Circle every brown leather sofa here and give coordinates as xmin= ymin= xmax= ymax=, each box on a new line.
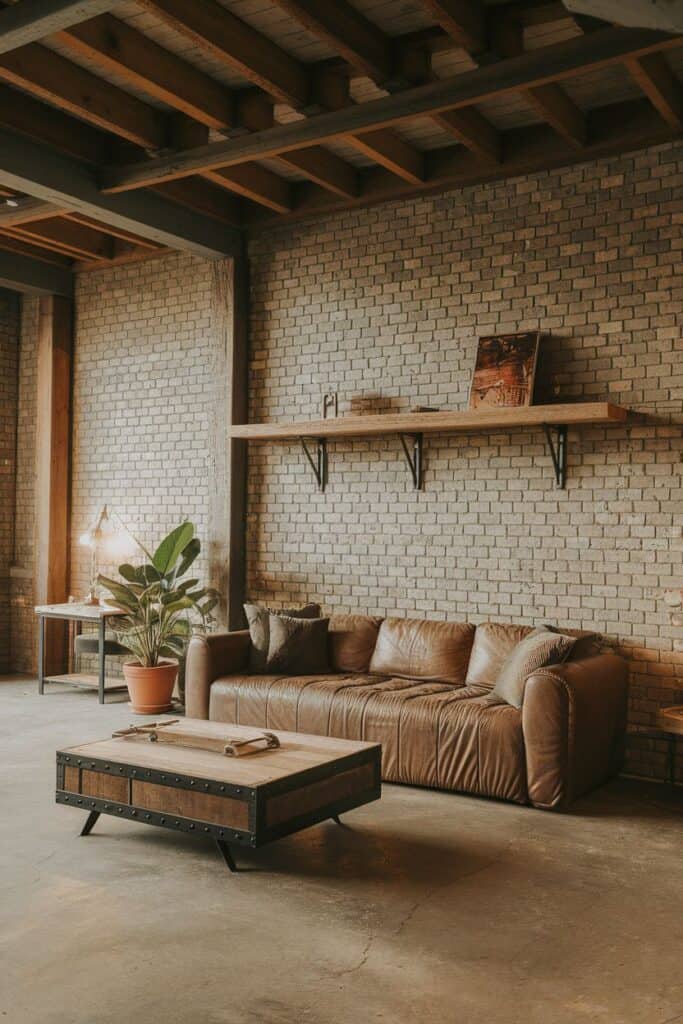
xmin=185 ymin=616 xmax=628 ymax=809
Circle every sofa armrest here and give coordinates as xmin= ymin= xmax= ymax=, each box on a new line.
xmin=185 ymin=631 xmax=251 ymax=720
xmin=522 ymin=653 xmax=628 ymax=809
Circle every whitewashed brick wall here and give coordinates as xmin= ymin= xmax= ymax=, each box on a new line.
xmin=70 ymin=253 xmax=222 ymax=601
xmin=247 ymin=141 xmax=683 ymax=782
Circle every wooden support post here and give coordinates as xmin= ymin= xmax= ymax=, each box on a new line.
xmin=34 ymin=295 xmax=72 ymax=674
xmin=208 ymin=251 xmax=248 ymax=631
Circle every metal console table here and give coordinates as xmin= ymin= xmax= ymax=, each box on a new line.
xmin=35 ymin=603 xmax=126 ymax=704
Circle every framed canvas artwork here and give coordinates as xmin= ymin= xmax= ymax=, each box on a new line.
xmin=468 ymin=331 xmax=541 ymax=409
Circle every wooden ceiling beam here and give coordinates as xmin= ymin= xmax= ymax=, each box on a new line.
xmin=0 ymin=127 xmax=241 ymax=257
xmin=246 ymin=97 xmax=677 ymax=227
xmin=491 ymin=15 xmax=586 ymax=147
xmin=102 ymin=28 xmax=680 ymax=193
xmin=150 ymin=177 xmax=243 ymax=228
xmin=277 ymin=147 xmax=360 ymax=199
xmin=3 ymin=217 xmax=114 ymax=260
xmin=0 ymin=197 xmax=64 ymax=224
xmin=0 ymin=40 xmax=165 ymax=149
xmin=0 ymin=243 xmax=73 ymax=294
xmin=202 ymin=167 xmax=293 ymax=214
xmin=348 ymin=129 xmax=425 ymax=183
xmin=420 ymin=0 xmax=487 ymax=53
xmin=139 ymin=0 xmax=423 ymax=189
xmin=269 ymin=0 xmax=394 ymax=84
xmin=625 ymin=52 xmax=683 ymax=129
xmin=0 ymin=82 xmax=107 ymax=162
xmin=62 ymin=212 xmax=164 ymax=249
xmin=137 ymin=0 xmax=309 ymax=109
xmin=433 ymin=106 xmax=501 ymax=162
xmin=272 ymin=0 xmax=500 ymax=168
xmin=54 ymin=13 xmax=235 ymax=131
xmin=0 ymin=0 xmax=117 ymax=53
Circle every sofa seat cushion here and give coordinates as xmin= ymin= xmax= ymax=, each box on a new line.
xmin=208 ymin=672 xmax=526 ymax=804
xmin=208 ymin=673 xmax=390 ymax=730
xmin=369 ymin=617 xmax=475 ymax=685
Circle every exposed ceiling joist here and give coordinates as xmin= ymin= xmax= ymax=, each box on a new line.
xmin=102 ymin=27 xmax=681 ymax=193
xmin=420 ymin=0 xmax=487 ymax=53
xmin=269 ymin=0 xmax=394 ymax=84
xmin=0 ymin=0 xmax=116 ymax=54
xmin=54 ymin=12 xmax=234 ymax=130
xmin=138 ymin=0 xmax=425 ymax=190
xmin=0 ymin=245 xmax=73 ymax=295
xmin=0 ymin=129 xmax=241 ymax=257
xmin=248 ymin=96 xmax=676 ymax=228
xmin=625 ymin=52 xmax=683 ymax=128
xmin=0 ymin=37 xmax=166 ymax=149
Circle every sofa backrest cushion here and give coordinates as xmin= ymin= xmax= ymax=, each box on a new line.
xmin=329 ymin=614 xmax=384 ymax=673
xmin=465 ymin=622 xmax=533 ymax=690
xmin=369 ymin=617 xmax=475 ymax=685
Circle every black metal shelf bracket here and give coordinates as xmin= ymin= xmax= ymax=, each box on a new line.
xmin=301 ymin=437 xmax=327 ymax=491
xmin=544 ymin=424 xmax=568 ymax=489
xmin=399 ymin=432 xmax=424 ymax=490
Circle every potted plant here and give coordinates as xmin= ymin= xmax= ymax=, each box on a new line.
xmin=98 ymin=522 xmax=219 ymax=714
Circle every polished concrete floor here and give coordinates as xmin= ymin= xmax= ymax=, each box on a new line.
xmin=1 ymin=676 xmax=681 ymax=1024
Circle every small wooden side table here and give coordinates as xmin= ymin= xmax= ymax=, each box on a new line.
xmin=35 ymin=603 xmax=126 ymax=704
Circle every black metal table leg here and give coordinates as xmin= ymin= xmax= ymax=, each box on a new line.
xmin=80 ymin=811 xmax=100 ymax=837
xmin=38 ymin=615 xmax=45 ymax=694
xmin=98 ymin=617 xmax=106 ymax=704
xmin=215 ymin=839 xmax=238 ymax=872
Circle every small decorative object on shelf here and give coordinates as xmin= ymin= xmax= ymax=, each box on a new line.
xmin=322 ymin=391 xmax=338 ymax=418
xmin=469 ymin=331 xmax=541 ymax=409
xmin=97 ymin=522 xmax=219 ymax=714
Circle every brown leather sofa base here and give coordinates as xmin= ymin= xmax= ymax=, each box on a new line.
xmin=208 ymin=672 xmax=527 ymax=804
xmin=186 ymin=618 xmax=628 ymax=810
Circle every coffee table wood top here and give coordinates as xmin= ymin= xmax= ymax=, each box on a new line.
xmin=61 ymin=718 xmax=379 ymax=787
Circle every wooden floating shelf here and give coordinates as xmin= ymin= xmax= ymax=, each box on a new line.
xmin=229 ymin=402 xmax=627 ymax=440
xmin=229 ymin=402 xmax=629 ymax=491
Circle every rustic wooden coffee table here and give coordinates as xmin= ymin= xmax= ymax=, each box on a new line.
xmin=56 ymin=719 xmax=381 ymax=871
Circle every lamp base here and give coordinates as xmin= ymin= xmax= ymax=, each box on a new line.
xmin=82 ymin=589 xmax=100 ymax=606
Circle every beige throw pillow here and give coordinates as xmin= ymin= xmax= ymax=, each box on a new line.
xmin=491 ymin=629 xmax=575 ymax=708
xmin=267 ymin=614 xmax=330 ymax=675
xmin=244 ymin=602 xmax=321 ymax=672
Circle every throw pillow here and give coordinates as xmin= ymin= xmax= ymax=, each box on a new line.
xmin=492 ymin=629 xmax=576 ymax=709
xmin=266 ymin=613 xmax=330 ymax=675
xmin=244 ymin=602 xmax=321 ymax=672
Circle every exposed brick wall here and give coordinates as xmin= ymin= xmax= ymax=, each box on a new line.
xmin=9 ymin=296 xmax=38 ymax=674
xmin=0 ymin=289 xmax=19 ymax=672
xmin=247 ymin=141 xmax=683 ymax=782
xmin=70 ymin=252 xmax=223 ymax=611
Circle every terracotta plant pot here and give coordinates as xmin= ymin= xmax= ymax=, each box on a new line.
xmin=123 ymin=659 xmax=178 ymax=715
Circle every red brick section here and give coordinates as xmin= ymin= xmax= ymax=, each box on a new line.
xmin=247 ymin=141 xmax=683 ymax=784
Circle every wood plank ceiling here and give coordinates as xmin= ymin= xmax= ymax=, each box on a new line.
xmin=0 ymin=0 xmax=681 ymax=275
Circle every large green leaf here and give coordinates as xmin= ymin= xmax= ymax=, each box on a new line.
xmin=118 ymin=563 xmax=144 ymax=585
xmin=152 ymin=523 xmax=195 ymax=575
xmin=97 ymin=575 xmax=140 ymax=613
xmin=176 ymin=537 xmax=200 ymax=578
